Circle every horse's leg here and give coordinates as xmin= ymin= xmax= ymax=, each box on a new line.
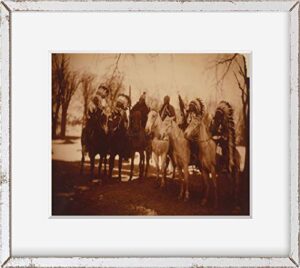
xmin=144 ymin=150 xmax=150 ymax=179
xmin=80 ymin=150 xmax=85 ymax=175
xmin=160 ymin=153 xmax=167 ymax=188
xmin=90 ymin=153 xmax=95 ymax=179
xmin=108 ymin=153 xmax=115 ymax=180
xmin=183 ymin=165 xmax=190 ymax=201
xmin=177 ymin=167 xmax=184 ymax=200
xmin=201 ymin=170 xmax=210 ymax=206
xmin=211 ymin=168 xmax=218 ymax=209
xmin=164 ymin=156 xmax=170 ymax=179
xmin=103 ymin=154 xmax=107 ymax=176
xmin=118 ymin=155 xmax=122 ymax=181
xmin=169 ymin=153 xmax=176 ymax=179
xmin=98 ymin=155 xmax=103 ymax=179
xmin=153 ymin=153 xmax=160 ymax=182
xmin=139 ymin=151 xmax=145 ymax=179
xmin=233 ymin=167 xmax=241 ymax=212
xmin=129 ymin=152 xmax=135 ymax=181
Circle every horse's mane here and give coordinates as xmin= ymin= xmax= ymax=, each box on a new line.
xmin=216 ymin=101 xmax=237 ymax=170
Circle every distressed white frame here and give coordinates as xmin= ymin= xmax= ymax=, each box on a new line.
xmin=0 ymin=1 xmax=298 ymax=267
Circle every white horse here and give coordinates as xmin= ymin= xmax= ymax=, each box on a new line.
xmin=184 ymin=115 xmax=218 ymax=207
xmin=145 ymin=110 xmax=169 ymax=187
xmin=160 ymin=116 xmax=190 ymax=201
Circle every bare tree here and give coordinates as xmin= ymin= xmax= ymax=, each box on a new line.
xmin=52 ymin=54 xmax=70 ymax=138
xmin=103 ymin=54 xmax=125 ymax=109
xmin=80 ymin=72 xmax=96 ymax=125
xmin=60 ymin=71 xmax=81 ymax=138
xmin=215 ymin=53 xmax=250 ymax=177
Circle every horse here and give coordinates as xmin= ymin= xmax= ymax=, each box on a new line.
xmin=184 ymin=105 xmax=218 ymax=208
xmin=128 ymin=109 xmax=151 ymax=180
xmin=80 ymin=109 xmax=109 ymax=179
xmin=160 ymin=116 xmax=190 ymax=200
xmin=107 ymin=110 xmax=130 ymax=181
xmin=210 ymin=101 xmax=241 ymax=210
xmin=145 ymin=110 xmax=170 ymax=187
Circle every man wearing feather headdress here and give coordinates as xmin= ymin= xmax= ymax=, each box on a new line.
xmin=87 ymin=84 xmax=110 ymax=119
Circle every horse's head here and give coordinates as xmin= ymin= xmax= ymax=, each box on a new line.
xmin=145 ymin=110 xmax=159 ymax=135
xmin=93 ymin=109 xmax=109 ymax=135
xmin=108 ymin=110 xmax=128 ymax=136
xmin=160 ymin=116 xmax=173 ymax=138
xmin=184 ymin=115 xmax=201 ymax=140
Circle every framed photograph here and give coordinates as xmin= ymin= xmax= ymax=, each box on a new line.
xmin=1 ymin=1 xmax=298 ymax=267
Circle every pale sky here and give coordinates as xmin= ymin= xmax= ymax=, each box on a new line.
xmin=65 ymin=53 xmax=250 ymax=122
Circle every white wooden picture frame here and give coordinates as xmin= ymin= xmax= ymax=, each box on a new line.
xmin=0 ymin=1 xmax=299 ymax=267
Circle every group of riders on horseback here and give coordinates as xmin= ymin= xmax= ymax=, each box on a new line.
xmin=81 ymin=84 xmax=241 ymax=209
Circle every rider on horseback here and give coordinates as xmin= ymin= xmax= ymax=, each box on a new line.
xmin=211 ymin=121 xmax=229 ymax=173
xmin=114 ymin=93 xmax=131 ymax=129
xmin=186 ymin=99 xmax=205 ymax=168
xmin=85 ymin=85 xmax=110 ymax=140
xmin=159 ymin=95 xmax=176 ymax=121
xmin=131 ymin=92 xmax=149 ymax=128
xmin=87 ymin=84 xmax=109 ymax=119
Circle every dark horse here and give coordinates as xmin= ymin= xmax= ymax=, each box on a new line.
xmin=80 ymin=108 xmax=109 ymax=179
xmin=128 ymin=109 xmax=151 ymax=180
xmin=107 ymin=110 xmax=131 ymax=181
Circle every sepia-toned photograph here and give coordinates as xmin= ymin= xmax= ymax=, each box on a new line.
xmin=52 ymin=53 xmax=250 ymax=216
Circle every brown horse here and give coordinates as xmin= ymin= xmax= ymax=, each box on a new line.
xmin=184 ymin=114 xmax=218 ymax=207
xmin=160 ymin=116 xmax=190 ymax=200
xmin=128 ymin=110 xmax=151 ymax=180
xmin=107 ymin=110 xmax=130 ymax=181
xmin=80 ymin=109 xmax=109 ymax=179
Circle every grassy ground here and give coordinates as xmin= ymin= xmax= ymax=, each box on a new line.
xmin=52 ymin=158 xmax=249 ymax=216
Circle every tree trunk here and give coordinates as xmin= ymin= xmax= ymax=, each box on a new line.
xmin=52 ymin=102 xmax=61 ymax=138
xmin=60 ymin=104 xmax=68 ymax=138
